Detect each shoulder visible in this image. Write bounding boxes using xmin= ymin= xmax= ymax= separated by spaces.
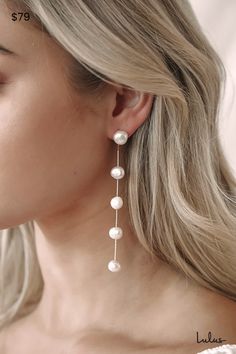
xmin=148 ymin=280 xmax=236 ymax=353
xmin=188 ymin=290 xmax=236 ymax=353
xmin=176 ymin=283 xmax=236 ymax=340
xmin=195 ymin=290 xmax=236 ymax=340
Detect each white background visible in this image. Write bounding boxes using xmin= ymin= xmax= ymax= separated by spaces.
xmin=189 ymin=0 xmax=236 ymax=177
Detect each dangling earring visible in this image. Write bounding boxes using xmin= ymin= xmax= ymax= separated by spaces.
xmin=108 ymin=130 xmax=128 ymax=272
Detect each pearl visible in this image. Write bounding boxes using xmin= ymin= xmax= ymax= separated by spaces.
xmin=109 ymin=227 xmax=123 ymax=240
xmin=108 ymin=260 xmax=121 ymax=272
xmin=110 ymin=166 xmax=125 ymax=179
xmin=110 ymin=196 xmax=123 ymax=209
xmin=113 ymin=131 xmax=128 ymax=145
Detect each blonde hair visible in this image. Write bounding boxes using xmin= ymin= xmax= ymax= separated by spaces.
xmin=1 ymin=0 xmax=236 ymax=330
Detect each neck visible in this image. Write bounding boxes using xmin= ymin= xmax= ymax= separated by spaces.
xmin=29 ymin=171 xmax=179 ymax=343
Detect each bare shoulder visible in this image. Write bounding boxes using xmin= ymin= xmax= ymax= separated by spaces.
xmin=146 ymin=276 xmax=236 ymax=353
xmin=174 ymin=285 xmax=236 ymax=352
xmin=195 ymin=287 xmax=236 ymax=335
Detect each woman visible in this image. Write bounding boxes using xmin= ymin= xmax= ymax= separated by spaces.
xmin=0 ymin=0 xmax=236 ymax=353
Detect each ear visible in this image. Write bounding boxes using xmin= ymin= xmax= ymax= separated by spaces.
xmin=106 ymin=87 xmax=154 ymax=140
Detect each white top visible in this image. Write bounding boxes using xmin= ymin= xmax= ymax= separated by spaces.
xmin=197 ymin=344 xmax=236 ymax=353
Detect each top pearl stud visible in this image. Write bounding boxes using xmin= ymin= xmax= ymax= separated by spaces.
xmin=113 ymin=130 xmax=128 ymax=145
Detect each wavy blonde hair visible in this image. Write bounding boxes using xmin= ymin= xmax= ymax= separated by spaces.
xmin=1 ymin=0 xmax=236 ymax=330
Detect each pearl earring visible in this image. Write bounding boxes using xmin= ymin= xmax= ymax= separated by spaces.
xmin=108 ymin=130 xmax=128 ymax=272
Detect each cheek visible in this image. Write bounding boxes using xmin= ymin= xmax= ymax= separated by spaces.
xmin=0 ymin=82 xmax=87 ymax=227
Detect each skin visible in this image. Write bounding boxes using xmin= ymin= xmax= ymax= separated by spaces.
xmin=0 ymin=2 xmax=236 ymax=353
